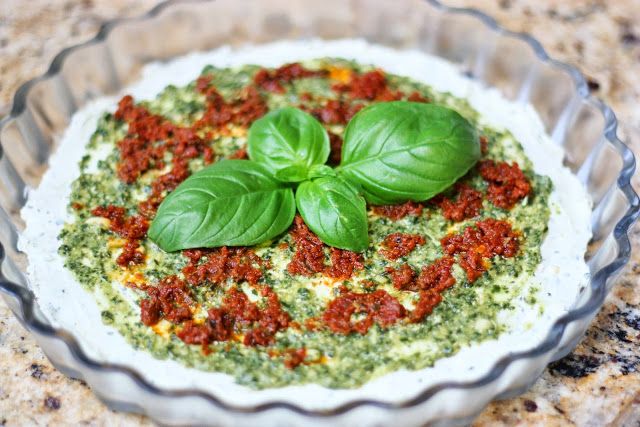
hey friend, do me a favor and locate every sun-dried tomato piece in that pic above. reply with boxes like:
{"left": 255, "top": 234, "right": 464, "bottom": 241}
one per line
{"left": 254, "top": 63, "right": 325, "bottom": 93}
{"left": 333, "top": 70, "right": 402, "bottom": 101}
{"left": 441, "top": 218, "right": 520, "bottom": 282}
{"left": 432, "top": 184, "right": 483, "bottom": 222}
{"left": 323, "top": 288, "right": 406, "bottom": 334}
{"left": 372, "top": 201, "right": 423, "bottom": 221}
{"left": 409, "top": 290, "right": 443, "bottom": 323}
{"left": 287, "top": 216, "right": 326, "bottom": 276}
{"left": 283, "top": 348, "right": 307, "bottom": 369}
{"left": 181, "top": 247, "right": 263, "bottom": 286}
{"left": 479, "top": 160, "right": 531, "bottom": 209}
{"left": 326, "top": 248, "right": 364, "bottom": 280}
{"left": 386, "top": 263, "right": 416, "bottom": 290}
{"left": 379, "top": 233, "right": 425, "bottom": 260}
{"left": 310, "top": 99, "right": 363, "bottom": 125}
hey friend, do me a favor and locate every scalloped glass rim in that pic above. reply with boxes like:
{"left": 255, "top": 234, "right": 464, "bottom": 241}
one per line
{"left": 0, "top": 0, "right": 638, "bottom": 424}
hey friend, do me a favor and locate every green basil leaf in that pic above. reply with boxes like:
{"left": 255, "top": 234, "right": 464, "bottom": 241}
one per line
{"left": 274, "top": 164, "right": 309, "bottom": 183}
{"left": 339, "top": 101, "right": 480, "bottom": 204}
{"left": 149, "top": 160, "right": 295, "bottom": 251}
{"left": 308, "top": 164, "right": 337, "bottom": 179}
{"left": 247, "top": 107, "right": 330, "bottom": 178}
{"left": 296, "top": 177, "right": 369, "bottom": 252}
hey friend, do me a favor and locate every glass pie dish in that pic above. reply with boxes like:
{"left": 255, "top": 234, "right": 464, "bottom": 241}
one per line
{"left": 0, "top": 0, "right": 638, "bottom": 425}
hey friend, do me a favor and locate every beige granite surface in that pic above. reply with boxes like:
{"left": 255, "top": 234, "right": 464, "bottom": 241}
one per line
{"left": 1, "top": 0, "right": 640, "bottom": 425}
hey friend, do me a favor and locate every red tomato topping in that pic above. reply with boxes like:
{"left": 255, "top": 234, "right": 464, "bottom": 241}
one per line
{"left": 181, "top": 247, "right": 263, "bottom": 286}
{"left": 240, "top": 286, "right": 291, "bottom": 347}
{"left": 383, "top": 257, "right": 455, "bottom": 324}
{"left": 379, "top": 233, "right": 426, "bottom": 260}
{"left": 386, "top": 256, "right": 455, "bottom": 293}
{"left": 333, "top": 70, "right": 402, "bottom": 101}
{"left": 287, "top": 216, "right": 327, "bottom": 276}
{"left": 140, "top": 298, "right": 162, "bottom": 327}
{"left": 137, "top": 158, "right": 192, "bottom": 218}
{"left": 386, "top": 263, "right": 416, "bottom": 290}
{"left": 114, "top": 94, "right": 216, "bottom": 222}
{"left": 195, "top": 84, "right": 268, "bottom": 128}
{"left": 407, "top": 91, "right": 431, "bottom": 103}
{"left": 432, "top": 183, "right": 484, "bottom": 222}
{"left": 175, "top": 286, "right": 290, "bottom": 349}
{"left": 479, "top": 160, "right": 531, "bottom": 209}
{"left": 458, "top": 250, "right": 487, "bottom": 283}
{"left": 139, "top": 275, "right": 193, "bottom": 326}
{"left": 416, "top": 256, "right": 456, "bottom": 292}
{"left": 115, "top": 96, "right": 207, "bottom": 184}
{"left": 287, "top": 217, "right": 364, "bottom": 280}
{"left": 323, "top": 288, "right": 406, "bottom": 334}
{"left": 408, "top": 290, "right": 443, "bottom": 323}
{"left": 441, "top": 218, "right": 520, "bottom": 258}
{"left": 326, "top": 248, "right": 364, "bottom": 280}
{"left": 92, "top": 205, "right": 149, "bottom": 240}
{"left": 176, "top": 321, "right": 215, "bottom": 347}
{"left": 479, "top": 135, "right": 489, "bottom": 155}
{"left": 254, "top": 63, "right": 326, "bottom": 93}
{"left": 299, "top": 92, "right": 313, "bottom": 102}
{"left": 92, "top": 205, "right": 149, "bottom": 267}
{"left": 228, "top": 147, "right": 248, "bottom": 159}
{"left": 116, "top": 240, "right": 145, "bottom": 267}
{"left": 441, "top": 218, "right": 520, "bottom": 282}
{"left": 310, "top": 99, "right": 363, "bottom": 125}
{"left": 372, "top": 201, "right": 424, "bottom": 221}
{"left": 283, "top": 348, "right": 307, "bottom": 369}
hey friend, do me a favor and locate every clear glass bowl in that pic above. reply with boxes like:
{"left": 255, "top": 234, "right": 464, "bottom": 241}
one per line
{"left": 0, "top": 0, "right": 638, "bottom": 425}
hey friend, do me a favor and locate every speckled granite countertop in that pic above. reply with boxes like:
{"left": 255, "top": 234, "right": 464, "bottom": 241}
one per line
{"left": 1, "top": 0, "right": 639, "bottom": 425}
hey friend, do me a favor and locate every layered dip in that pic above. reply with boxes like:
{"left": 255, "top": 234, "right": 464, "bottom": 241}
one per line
{"left": 20, "top": 40, "right": 591, "bottom": 404}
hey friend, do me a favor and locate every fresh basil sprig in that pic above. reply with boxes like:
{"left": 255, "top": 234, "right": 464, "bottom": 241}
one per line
{"left": 338, "top": 102, "right": 480, "bottom": 204}
{"left": 248, "top": 107, "right": 329, "bottom": 182}
{"left": 149, "top": 101, "right": 480, "bottom": 253}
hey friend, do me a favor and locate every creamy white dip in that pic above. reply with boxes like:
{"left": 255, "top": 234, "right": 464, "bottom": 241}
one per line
{"left": 19, "top": 39, "right": 591, "bottom": 410}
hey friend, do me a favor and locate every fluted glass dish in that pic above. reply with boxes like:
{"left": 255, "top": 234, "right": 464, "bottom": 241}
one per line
{"left": 0, "top": 1, "right": 638, "bottom": 425}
